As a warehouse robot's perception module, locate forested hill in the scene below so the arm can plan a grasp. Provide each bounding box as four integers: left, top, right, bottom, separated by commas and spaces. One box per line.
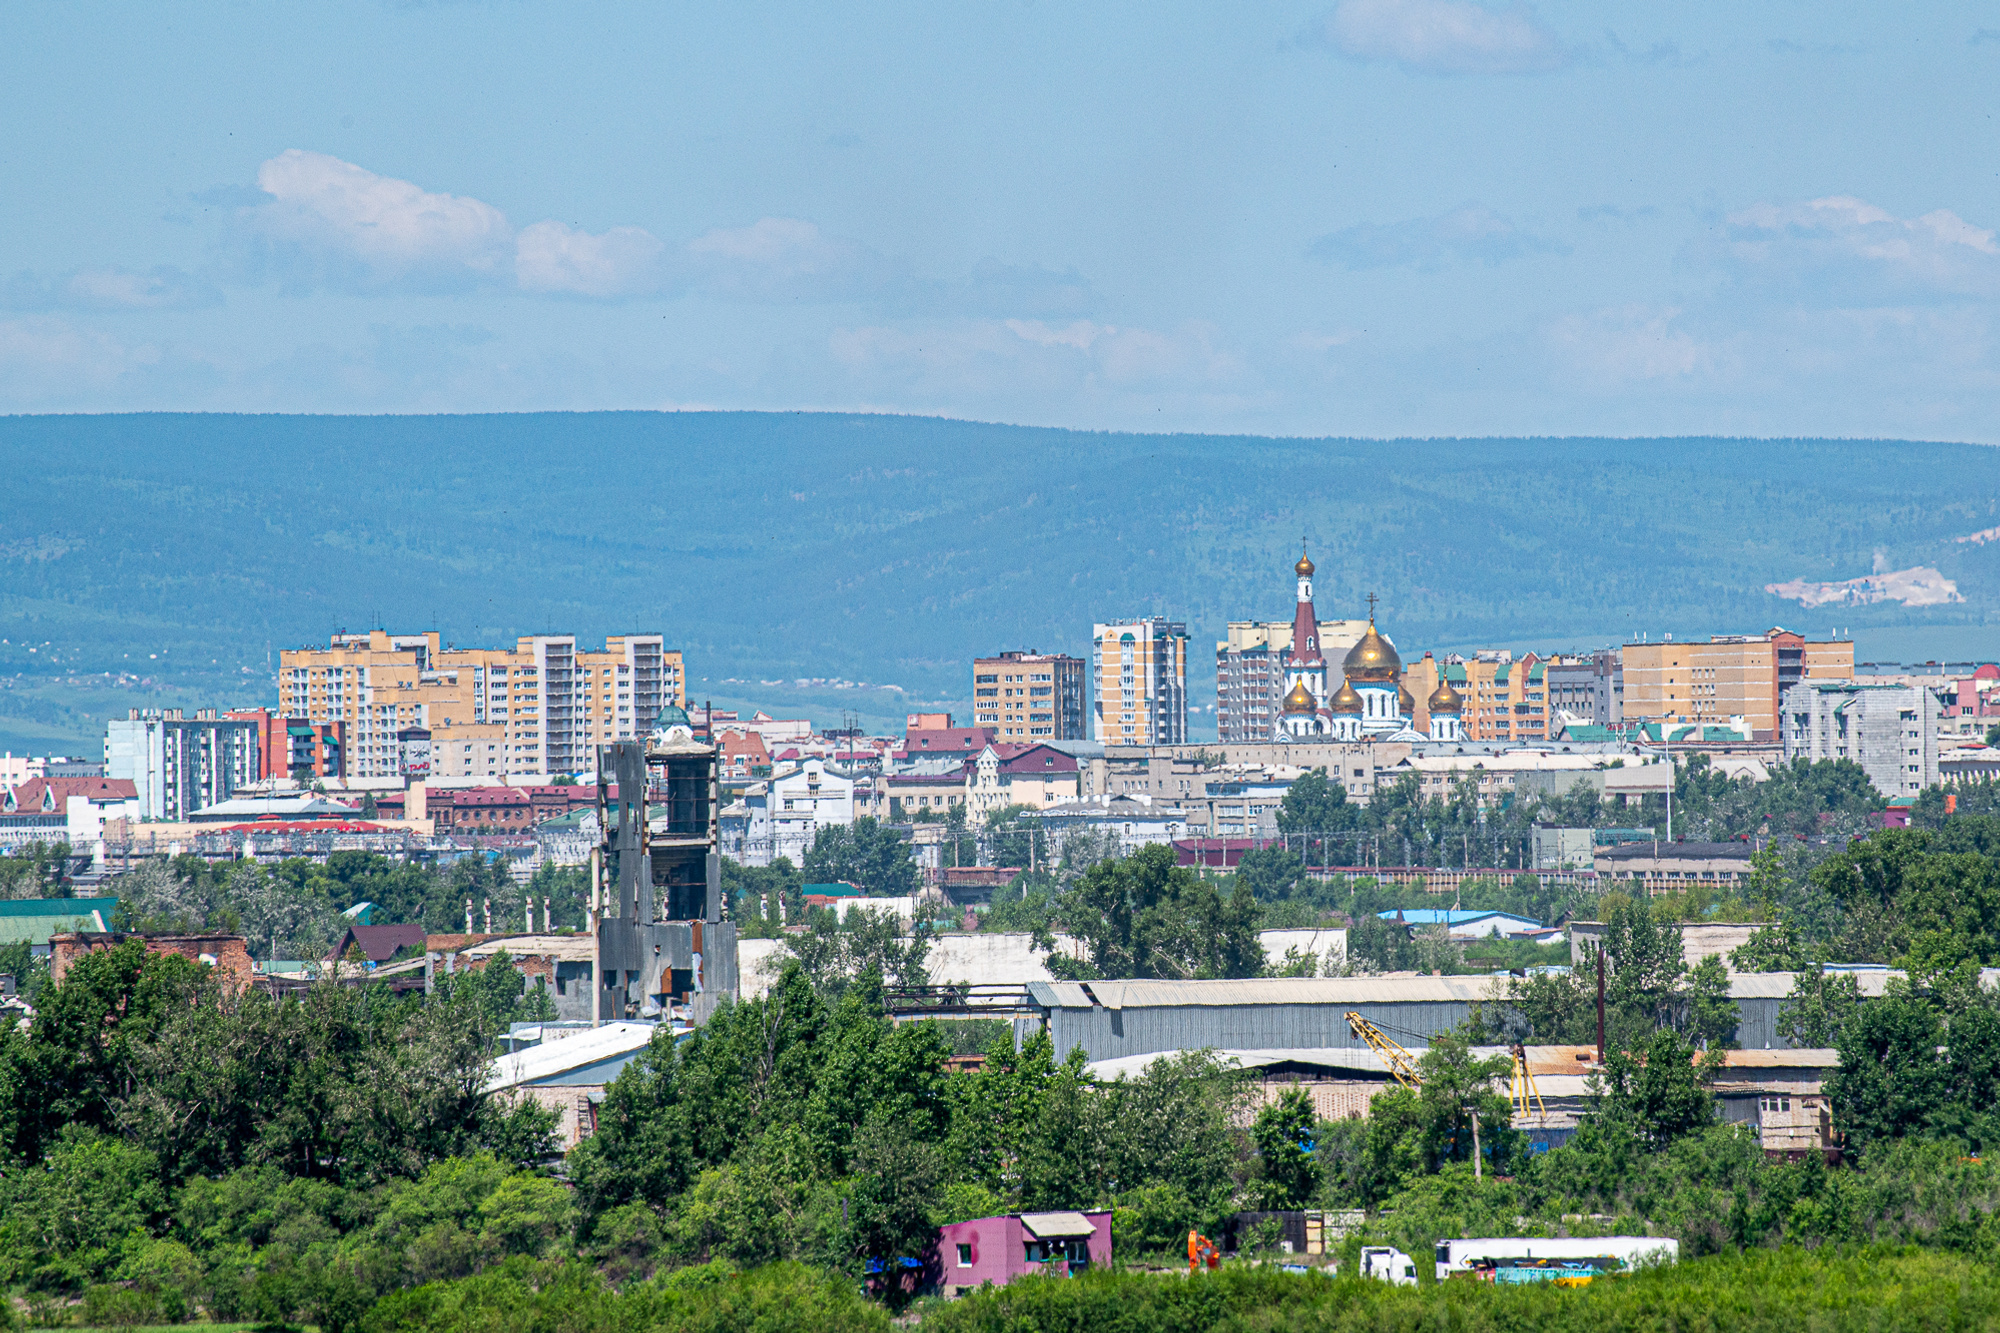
3, 412, 1999, 740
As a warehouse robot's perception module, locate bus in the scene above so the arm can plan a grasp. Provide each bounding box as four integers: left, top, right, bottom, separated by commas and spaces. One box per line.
1434, 1236, 1677, 1282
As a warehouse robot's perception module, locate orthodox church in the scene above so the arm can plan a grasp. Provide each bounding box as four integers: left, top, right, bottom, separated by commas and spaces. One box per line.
1276, 547, 1462, 743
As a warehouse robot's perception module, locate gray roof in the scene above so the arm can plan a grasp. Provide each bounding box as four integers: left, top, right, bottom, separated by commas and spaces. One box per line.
1029, 975, 1506, 1010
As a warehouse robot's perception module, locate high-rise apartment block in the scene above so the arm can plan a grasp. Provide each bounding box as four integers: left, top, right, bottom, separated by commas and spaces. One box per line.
278, 631, 685, 780
1624, 629, 1852, 739
1216, 616, 1369, 743
1093, 617, 1189, 746
105, 710, 261, 820
1782, 680, 1938, 796
972, 651, 1086, 740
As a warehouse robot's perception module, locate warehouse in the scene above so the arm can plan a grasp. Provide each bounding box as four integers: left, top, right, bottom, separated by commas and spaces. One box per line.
1029, 976, 1499, 1064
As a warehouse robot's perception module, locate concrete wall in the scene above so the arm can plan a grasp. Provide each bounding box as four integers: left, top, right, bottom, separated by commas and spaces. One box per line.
1047, 997, 1476, 1064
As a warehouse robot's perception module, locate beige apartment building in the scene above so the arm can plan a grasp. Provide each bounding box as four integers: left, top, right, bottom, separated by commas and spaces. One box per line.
279, 631, 684, 780
1398, 652, 1551, 744
972, 650, 1087, 739
1216, 617, 1370, 743
1092, 617, 1189, 745
1623, 630, 1852, 739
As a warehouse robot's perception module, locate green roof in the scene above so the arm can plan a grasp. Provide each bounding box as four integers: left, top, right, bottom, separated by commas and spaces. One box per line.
1527, 663, 1545, 682
1493, 665, 1511, 684
1445, 665, 1468, 684
0, 896, 117, 946
1558, 724, 1616, 741
803, 882, 863, 897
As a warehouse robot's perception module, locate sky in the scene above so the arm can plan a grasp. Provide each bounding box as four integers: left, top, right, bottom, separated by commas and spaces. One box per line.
5, 2, 2000, 439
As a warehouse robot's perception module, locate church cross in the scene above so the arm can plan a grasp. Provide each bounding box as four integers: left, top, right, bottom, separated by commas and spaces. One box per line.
1366, 592, 1378, 618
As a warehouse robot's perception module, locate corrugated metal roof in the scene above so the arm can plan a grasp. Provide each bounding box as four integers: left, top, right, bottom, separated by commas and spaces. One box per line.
1086, 1046, 1401, 1082
1037, 975, 1507, 1010
1021, 1211, 1096, 1238
483, 1020, 659, 1092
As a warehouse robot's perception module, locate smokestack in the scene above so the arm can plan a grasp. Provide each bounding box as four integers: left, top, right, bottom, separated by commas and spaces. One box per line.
465, 898, 473, 934
543, 896, 552, 932
483, 898, 492, 934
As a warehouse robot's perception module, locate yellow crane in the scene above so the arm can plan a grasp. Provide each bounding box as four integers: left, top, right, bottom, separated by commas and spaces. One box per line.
1509, 1041, 1548, 1120
1345, 1011, 1422, 1090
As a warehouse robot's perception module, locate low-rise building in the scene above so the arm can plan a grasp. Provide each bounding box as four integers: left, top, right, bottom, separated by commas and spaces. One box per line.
929, 1211, 1111, 1296
1032, 795, 1189, 854
0, 776, 141, 855
0, 897, 118, 956
733, 760, 857, 866
1590, 841, 1761, 894
966, 743, 1081, 815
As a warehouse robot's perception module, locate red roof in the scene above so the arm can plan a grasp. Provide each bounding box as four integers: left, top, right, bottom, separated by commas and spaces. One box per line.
2, 776, 138, 813
214, 820, 398, 833
903, 727, 995, 754
990, 743, 1078, 775
440, 788, 534, 808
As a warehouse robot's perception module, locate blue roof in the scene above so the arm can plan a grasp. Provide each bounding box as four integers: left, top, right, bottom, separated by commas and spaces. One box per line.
1378, 909, 1543, 928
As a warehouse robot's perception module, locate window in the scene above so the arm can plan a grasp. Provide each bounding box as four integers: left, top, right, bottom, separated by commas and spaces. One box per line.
1759, 1094, 1791, 1114
956, 1243, 973, 1267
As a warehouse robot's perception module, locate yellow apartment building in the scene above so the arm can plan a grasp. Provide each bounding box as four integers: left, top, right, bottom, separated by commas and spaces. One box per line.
279, 630, 685, 779
1093, 617, 1189, 745
972, 650, 1087, 739
1400, 652, 1550, 744
1622, 629, 1852, 738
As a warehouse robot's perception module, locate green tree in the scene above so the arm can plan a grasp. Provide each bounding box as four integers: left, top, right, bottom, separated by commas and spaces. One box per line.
1275, 768, 1353, 864
1596, 1028, 1717, 1149
1249, 1088, 1320, 1207
804, 818, 919, 897
1042, 844, 1263, 980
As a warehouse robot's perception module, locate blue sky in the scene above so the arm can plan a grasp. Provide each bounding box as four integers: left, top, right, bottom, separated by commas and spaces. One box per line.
5, 1, 2000, 439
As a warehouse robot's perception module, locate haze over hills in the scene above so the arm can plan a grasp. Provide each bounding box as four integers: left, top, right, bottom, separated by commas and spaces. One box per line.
3, 411, 1999, 754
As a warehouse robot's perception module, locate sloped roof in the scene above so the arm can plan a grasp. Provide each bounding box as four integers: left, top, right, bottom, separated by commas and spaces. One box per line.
3, 776, 139, 812
484, 1021, 661, 1092
331, 923, 425, 962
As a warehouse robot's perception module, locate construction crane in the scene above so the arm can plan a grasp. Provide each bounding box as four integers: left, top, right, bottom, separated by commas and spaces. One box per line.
1508, 1042, 1547, 1120
1346, 1011, 1422, 1090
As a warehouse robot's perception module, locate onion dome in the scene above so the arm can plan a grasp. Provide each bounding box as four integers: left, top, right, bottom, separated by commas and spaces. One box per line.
1342, 615, 1402, 683
1282, 679, 1317, 714
1329, 679, 1364, 714
1294, 545, 1315, 578
1398, 681, 1416, 715
1428, 677, 1464, 715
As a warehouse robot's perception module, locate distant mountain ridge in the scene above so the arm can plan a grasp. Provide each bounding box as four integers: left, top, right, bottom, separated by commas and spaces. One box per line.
2, 412, 1997, 744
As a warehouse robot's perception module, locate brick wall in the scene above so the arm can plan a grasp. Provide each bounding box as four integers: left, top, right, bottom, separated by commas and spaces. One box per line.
50, 932, 256, 991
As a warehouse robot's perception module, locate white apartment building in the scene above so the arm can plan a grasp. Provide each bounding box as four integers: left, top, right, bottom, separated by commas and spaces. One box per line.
1093, 617, 1189, 746
105, 710, 260, 820
1782, 680, 1939, 797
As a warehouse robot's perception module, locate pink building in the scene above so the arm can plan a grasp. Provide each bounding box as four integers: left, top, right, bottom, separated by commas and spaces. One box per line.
927, 1210, 1112, 1298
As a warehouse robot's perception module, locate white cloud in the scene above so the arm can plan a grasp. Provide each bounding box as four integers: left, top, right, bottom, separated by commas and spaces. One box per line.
1, 266, 218, 312
245, 149, 514, 290
515, 221, 664, 297
1310, 204, 1564, 269
0, 317, 174, 405
1724, 195, 2000, 297
1318, 0, 1565, 75
685, 217, 887, 302
1548, 305, 1720, 384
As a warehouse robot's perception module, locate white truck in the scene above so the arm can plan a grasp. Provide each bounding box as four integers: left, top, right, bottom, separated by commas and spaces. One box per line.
1359, 1246, 1418, 1285
1433, 1235, 1679, 1282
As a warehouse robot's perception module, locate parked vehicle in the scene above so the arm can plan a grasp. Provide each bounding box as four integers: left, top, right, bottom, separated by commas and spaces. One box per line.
1434, 1236, 1678, 1282
1360, 1246, 1418, 1285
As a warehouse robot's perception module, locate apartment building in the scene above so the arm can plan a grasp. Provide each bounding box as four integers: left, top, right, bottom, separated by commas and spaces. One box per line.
1625, 630, 1853, 739
1399, 652, 1549, 744
104, 710, 261, 820
278, 630, 685, 780
1545, 650, 1622, 728
1093, 617, 1189, 746
1782, 680, 1938, 796
228, 710, 347, 782
1215, 617, 1369, 743
972, 650, 1086, 740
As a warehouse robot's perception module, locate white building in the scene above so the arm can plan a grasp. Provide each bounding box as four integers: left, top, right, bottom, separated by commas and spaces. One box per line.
105, 710, 260, 821
733, 760, 857, 866
1782, 680, 1939, 797
1033, 794, 1188, 854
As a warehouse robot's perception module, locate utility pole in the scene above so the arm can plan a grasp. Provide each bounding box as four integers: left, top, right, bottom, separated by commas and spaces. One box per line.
1595, 944, 1607, 1065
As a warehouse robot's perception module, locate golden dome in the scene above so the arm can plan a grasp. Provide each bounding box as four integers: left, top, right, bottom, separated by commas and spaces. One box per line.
1342, 615, 1402, 683
1329, 679, 1364, 714
1294, 545, 1315, 578
1282, 679, 1317, 714
1428, 676, 1464, 714
1398, 681, 1416, 714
